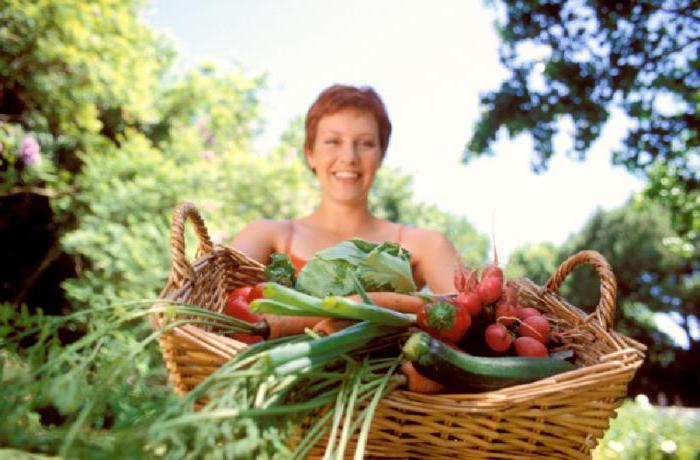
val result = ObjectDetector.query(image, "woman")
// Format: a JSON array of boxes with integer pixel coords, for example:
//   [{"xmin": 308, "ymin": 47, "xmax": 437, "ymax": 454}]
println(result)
[{"xmin": 231, "ymin": 84, "xmax": 459, "ymax": 294}]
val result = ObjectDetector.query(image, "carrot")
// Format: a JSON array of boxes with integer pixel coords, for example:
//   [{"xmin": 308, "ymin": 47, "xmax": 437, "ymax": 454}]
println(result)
[
  {"xmin": 312, "ymin": 318, "xmax": 357, "ymax": 336},
  {"xmin": 344, "ymin": 292, "xmax": 425, "ymax": 314},
  {"xmin": 263, "ymin": 314, "xmax": 327, "ymax": 339},
  {"xmin": 400, "ymin": 361, "xmax": 445, "ymax": 394}
]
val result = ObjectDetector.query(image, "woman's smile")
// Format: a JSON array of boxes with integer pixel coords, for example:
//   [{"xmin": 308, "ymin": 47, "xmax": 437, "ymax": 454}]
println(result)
[{"xmin": 306, "ymin": 109, "xmax": 383, "ymax": 205}]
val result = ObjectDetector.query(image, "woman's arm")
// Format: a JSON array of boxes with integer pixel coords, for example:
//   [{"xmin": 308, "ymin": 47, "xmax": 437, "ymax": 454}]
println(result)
[
  {"xmin": 408, "ymin": 228, "xmax": 460, "ymax": 294},
  {"xmin": 229, "ymin": 219, "xmax": 282, "ymax": 265}
]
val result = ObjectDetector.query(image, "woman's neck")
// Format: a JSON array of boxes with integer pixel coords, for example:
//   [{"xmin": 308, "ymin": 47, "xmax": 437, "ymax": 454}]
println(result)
[{"xmin": 308, "ymin": 199, "xmax": 379, "ymax": 240}]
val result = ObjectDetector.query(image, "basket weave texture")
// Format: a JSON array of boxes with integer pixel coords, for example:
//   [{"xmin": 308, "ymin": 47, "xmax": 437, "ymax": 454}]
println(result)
[{"xmin": 151, "ymin": 202, "xmax": 646, "ymax": 459}]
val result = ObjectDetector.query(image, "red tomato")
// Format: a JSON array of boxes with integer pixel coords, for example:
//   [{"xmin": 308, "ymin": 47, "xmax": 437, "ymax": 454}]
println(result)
[
  {"xmin": 229, "ymin": 285, "xmax": 252, "ymax": 301},
  {"xmin": 232, "ymin": 333, "xmax": 264, "ymax": 345},
  {"xmin": 416, "ymin": 304, "xmax": 438, "ymax": 335},
  {"xmin": 224, "ymin": 295, "xmax": 263, "ymax": 323},
  {"xmin": 247, "ymin": 282, "xmax": 266, "ymax": 302},
  {"xmin": 418, "ymin": 302, "xmax": 471, "ymax": 343}
]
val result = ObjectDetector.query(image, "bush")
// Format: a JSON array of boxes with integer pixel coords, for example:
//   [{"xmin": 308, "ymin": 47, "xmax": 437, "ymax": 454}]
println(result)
[{"xmin": 594, "ymin": 396, "xmax": 700, "ymax": 460}]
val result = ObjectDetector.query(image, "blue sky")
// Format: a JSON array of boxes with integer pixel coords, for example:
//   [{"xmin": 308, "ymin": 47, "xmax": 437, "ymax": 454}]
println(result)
[{"xmin": 144, "ymin": 0, "xmax": 644, "ymax": 260}]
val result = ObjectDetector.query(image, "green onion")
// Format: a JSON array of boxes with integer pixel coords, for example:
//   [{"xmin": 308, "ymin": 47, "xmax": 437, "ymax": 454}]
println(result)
[
  {"xmin": 273, "ymin": 350, "xmax": 343, "ymax": 376},
  {"xmin": 249, "ymin": 299, "xmax": 332, "ymax": 317},
  {"xmin": 320, "ymin": 296, "xmax": 413, "ymax": 327},
  {"xmin": 263, "ymin": 283, "xmax": 327, "ymax": 312},
  {"xmin": 264, "ymin": 321, "xmax": 398, "ymax": 368}
]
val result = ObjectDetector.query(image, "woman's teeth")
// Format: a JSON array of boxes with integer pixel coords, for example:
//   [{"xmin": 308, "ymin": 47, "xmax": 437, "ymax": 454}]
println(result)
[{"xmin": 334, "ymin": 172, "xmax": 359, "ymax": 179}]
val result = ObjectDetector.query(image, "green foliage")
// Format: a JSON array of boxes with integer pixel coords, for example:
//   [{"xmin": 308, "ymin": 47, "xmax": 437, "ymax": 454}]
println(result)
[
  {"xmin": 507, "ymin": 200, "xmax": 700, "ymax": 403},
  {"xmin": 594, "ymin": 397, "xmax": 700, "ymax": 460},
  {"xmin": 557, "ymin": 201, "xmax": 690, "ymax": 331},
  {"xmin": 480, "ymin": 0, "xmax": 699, "ymax": 404},
  {"xmin": 53, "ymin": 52, "xmax": 322, "ymax": 306},
  {"xmin": 504, "ymin": 241, "xmax": 558, "ymax": 285},
  {"xmin": 0, "ymin": 0, "xmax": 171, "ymax": 182},
  {"xmin": 0, "ymin": 0, "xmax": 489, "ymax": 455},
  {"xmin": 469, "ymin": 0, "xmax": 699, "ymax": 249}
]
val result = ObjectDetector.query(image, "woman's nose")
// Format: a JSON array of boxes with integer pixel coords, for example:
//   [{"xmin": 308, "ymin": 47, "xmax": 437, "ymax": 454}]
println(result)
[{"xmin": 338, "ymin": 142, "xmax": 359, "ymax": 163}]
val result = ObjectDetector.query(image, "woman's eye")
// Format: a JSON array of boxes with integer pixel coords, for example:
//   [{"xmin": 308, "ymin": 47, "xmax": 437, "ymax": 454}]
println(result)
[{"xmin": 326, "ymin": 139, "xmax": 339, "ymax": 145}]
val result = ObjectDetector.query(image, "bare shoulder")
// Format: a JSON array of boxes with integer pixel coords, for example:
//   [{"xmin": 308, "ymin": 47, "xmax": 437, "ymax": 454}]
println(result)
[
  {"xmin": 229, "ymin": 219, "xmax": 290, "ymax": 264},
  {"xmin": 401, "ymin": 225, "xmax": 459, "ymax": 294},
  {"xmin": 240, "ymin": 218, "xmax": 288, "ymax": 235},
  {"xmin": 401, "ymin": 226, "xmax": 453, "ymax": 254}
]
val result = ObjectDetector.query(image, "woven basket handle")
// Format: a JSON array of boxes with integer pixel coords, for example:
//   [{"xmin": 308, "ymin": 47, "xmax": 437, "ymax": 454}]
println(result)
[
  {"xmin": 168, "ymin": 201, "xmax": 214, "ymax": 287},
  {"xmin": 544, "ymin": 250, "xmax": 617, "ymax": 331}
]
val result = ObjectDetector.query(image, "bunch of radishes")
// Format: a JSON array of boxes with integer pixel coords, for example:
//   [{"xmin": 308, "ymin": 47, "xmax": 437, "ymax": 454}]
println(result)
[{"xmin": 454, "ymin": 247, "xmax": 553, "ymax": 358}]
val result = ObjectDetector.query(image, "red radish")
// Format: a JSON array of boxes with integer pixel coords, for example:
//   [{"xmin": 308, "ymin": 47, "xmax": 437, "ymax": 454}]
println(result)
[
  {"xmin": 467, "ymin": 269, "xmax": 480, "ymax": 292},
  {"xmin": 514, "ymin": 303, "xmax": 524, "ymax": 318},
  {"xmin": 519, "ymin": 315, "xmax": 551, "ymax": 344},
  {"xmin": 477, "ymin": 235, "xmax": 503, "ymax": 303},
  {"xmin": 502, "ymin": 280, "xmax": 518, "ymax": 305},
  {"xmin": 456, "ymin": 290, "xmax": 482, "ymax": 316},
  {"xmin": 495, "ymin": 301, "xmax": 519, "ymax": 326},
  {"xmin": 514, "ymin": 336, "xmax": 549, "ymax": 357},
  {"xmin": 454, "ymin": 264, "xmax": 480, "ymax": 294},
  {"xmin": 476, "ymin": 276, "xmax": 503, "ymax": 304},
  {"xmin": 518, "ymin": 307, "xmax": 541, "ymax": 320},
  {"xmin": 484, "ymin": 323, "xmax": 512, "ymax": 352},
  {"xmin": 453, "ymin": 263, "xmax": 470, "ymax": 292}
]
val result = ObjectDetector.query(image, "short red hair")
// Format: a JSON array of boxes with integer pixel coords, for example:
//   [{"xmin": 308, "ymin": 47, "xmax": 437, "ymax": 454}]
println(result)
[{"xmin": 304, "ymin": 84, "xmax": 392, "ymax": 157}]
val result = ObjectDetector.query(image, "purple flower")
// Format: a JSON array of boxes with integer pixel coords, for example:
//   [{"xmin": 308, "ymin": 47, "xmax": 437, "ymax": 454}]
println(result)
[
  {"xmin": 17, "ymin": 135, "xmax": 42, "ymax": 166},
  {"xmin": 200, "ymin": 149, "xmax": 215, "ymax": 160}
]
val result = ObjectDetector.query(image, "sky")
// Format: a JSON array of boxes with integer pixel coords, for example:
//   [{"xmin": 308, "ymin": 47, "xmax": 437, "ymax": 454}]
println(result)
[{"xmin": 144, "ymin": 0, "xmax": 645, "ymax": 261}]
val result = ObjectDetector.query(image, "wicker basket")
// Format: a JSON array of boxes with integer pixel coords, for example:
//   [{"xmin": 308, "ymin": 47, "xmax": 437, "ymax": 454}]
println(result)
[{"xmin": 151, "ymin": 202, "xmax": 646, "ymax": 459}]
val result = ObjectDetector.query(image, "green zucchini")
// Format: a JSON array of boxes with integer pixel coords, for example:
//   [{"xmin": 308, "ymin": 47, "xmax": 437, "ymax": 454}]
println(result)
[{"xmin": 402, "ymin": 332, "xmax": 576, "ymax": 392}]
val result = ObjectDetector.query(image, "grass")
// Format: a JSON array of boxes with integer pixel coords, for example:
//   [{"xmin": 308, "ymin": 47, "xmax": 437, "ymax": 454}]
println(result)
[{"xmin": 593, "ymin": 396, "xmax": 700, "ymax": 460}]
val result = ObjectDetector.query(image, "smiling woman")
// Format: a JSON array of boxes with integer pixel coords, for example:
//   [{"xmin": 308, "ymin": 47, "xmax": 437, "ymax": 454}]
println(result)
[{"xmin": 231, "ymin": 84, "xmax": 459, "ymax": 293}]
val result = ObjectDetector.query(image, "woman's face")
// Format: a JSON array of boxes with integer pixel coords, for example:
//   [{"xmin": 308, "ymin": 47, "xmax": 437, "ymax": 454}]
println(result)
[{"xmin": 306, "ymin": 109, "xmax": 383, "ymax": 206}]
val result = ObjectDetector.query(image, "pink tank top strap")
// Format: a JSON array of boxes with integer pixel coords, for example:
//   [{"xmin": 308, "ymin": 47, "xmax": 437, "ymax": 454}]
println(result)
[{"xmin": 396, "ymin": 223, "xmax": 405, "ymax": 246}]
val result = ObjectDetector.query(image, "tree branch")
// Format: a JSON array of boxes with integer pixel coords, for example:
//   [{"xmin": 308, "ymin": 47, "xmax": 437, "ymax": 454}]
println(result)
[{"xmin": 11, "ymin": 237, "xmax": 63, "ymax": 309}]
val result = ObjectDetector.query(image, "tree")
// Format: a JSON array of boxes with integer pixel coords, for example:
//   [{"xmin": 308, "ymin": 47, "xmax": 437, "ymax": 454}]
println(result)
[
  {"xmin": 1, "ymin": 0, "xmax": 488, "ymax": 313},
  {"xmin": 507, "ymin": 200, "xmax": 700, "ymax": 404},
  {"xmin": 504, "ymin": 241, "xmax": 558, "ymax": 285},
  {"xmin": 0, "ymin": 0, "xmax": 173, "ymax": 312},
  {"xmin": 468, "ymin": 0, "xmax": 699, "ymax": 250}
]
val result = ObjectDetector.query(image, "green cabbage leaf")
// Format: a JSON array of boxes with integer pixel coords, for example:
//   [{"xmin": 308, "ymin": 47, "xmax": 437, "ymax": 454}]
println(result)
[{"xmin": 295, "ymin": 238, "xmax": 416, "ymax": 297}]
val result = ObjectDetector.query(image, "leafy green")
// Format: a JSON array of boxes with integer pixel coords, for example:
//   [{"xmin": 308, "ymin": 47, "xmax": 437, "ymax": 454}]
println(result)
[
  {"xmin": 295, "ymin": 238, "xmax": 416, "ymax": 298},
  {"xmin": 264, "ymin": 253, "xmax": 297, "ymax": 287},
  {"xmin": 357, "ymin": 242, "xmax": 416, "ymax": 293}
]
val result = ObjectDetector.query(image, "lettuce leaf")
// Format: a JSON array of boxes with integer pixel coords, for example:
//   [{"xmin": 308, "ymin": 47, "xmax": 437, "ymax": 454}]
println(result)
[
  {"xmin": 264, "ymin": 253, "xmax": 297, "ymax": 287},
  {"xmin": 295, "ymin": 238, "xmax": 416, "ymax": 297}
]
